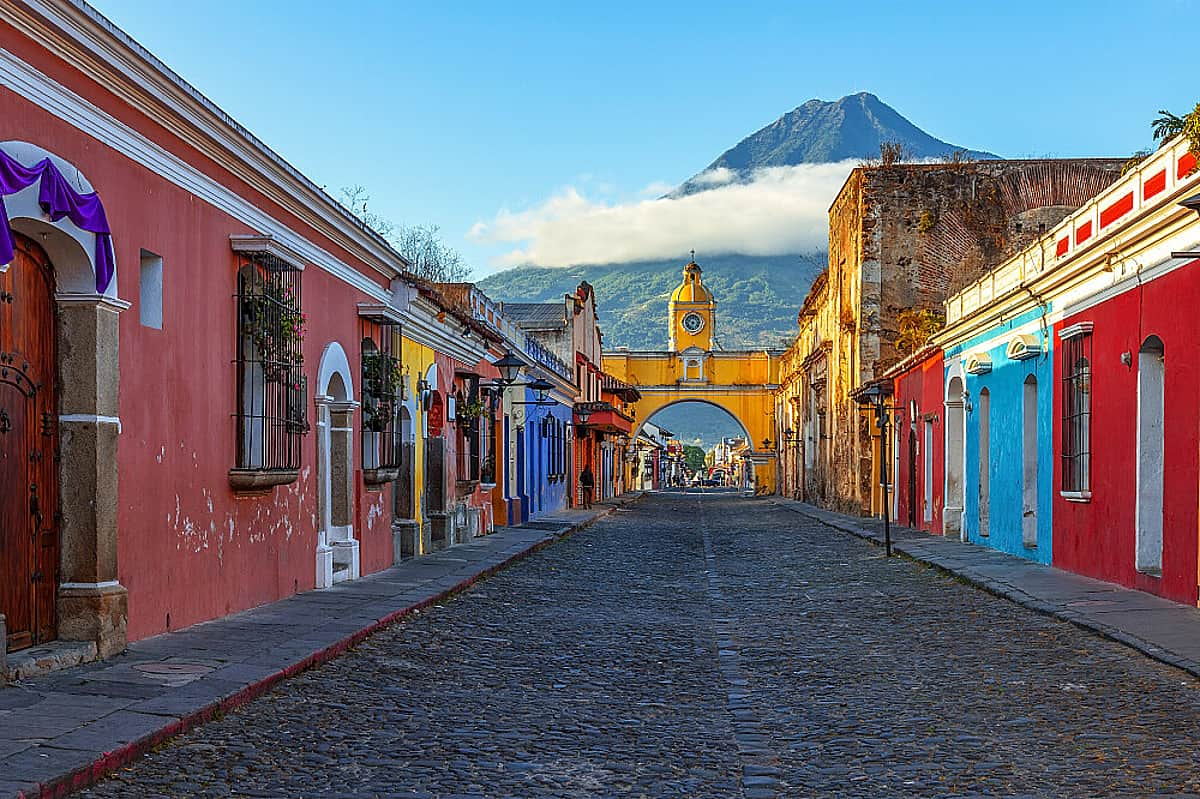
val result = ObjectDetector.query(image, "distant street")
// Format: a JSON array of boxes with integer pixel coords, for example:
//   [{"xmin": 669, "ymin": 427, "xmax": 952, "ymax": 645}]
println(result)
[{"xmin": 80, "ymin": 494, "xmax": 1200, "ymax": 798}]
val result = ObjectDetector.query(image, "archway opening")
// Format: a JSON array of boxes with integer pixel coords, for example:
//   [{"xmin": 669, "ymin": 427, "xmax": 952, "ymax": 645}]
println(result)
[
  {"xmin": 1022, "ymin": 374, "xmax": 1039, "ymax": 548},
  {"xmin": 978, "ymin": 387, "xmax": 991, "ymax": 538},
  {"xmin": 315, "ymin": 345, "xmax": 358, "ymax": 587},
  {"xmin": 1137, "ymin": 335, "xmax": 1165, "ymax": 575},
  {"xmin": 944, "ymin": 376, "xmax": 965, "ymax": 538},
  {"xmin": 641, "ymin": 401, "xmax": 752, "ymax": 489}
]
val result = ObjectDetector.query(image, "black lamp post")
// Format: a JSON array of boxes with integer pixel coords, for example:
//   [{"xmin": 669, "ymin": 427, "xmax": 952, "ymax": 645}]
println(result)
[
  {"xmin": 855, "ymin": 383, "xmax": 899, "ymax": 557},
  {"xmin": 491, "ymin": 351, "xmax": 526, "ymax": 386},
  {"xmin": 526, "ymin": 376, "xmax": 554, "ymax": 403}
]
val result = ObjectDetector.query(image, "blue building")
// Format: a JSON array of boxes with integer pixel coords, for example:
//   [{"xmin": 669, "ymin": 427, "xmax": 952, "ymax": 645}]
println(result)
[{"xmin": 940, "ymin": 306, "xmax": 1054, "ymax": 563}]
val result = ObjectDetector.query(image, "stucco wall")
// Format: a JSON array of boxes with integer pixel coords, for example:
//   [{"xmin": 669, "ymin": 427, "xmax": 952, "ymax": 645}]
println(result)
[
  {"xmin": 949, "ymin": 309, "xmax": 1055, "ymax": 563},
  {"xmin": 892, "ymin": 352, "xmax": 944, "ymax": 534},
  {"xmin": 0, "ymin": 25, "xmax": 408, "ymax": 642},
  {"xmin": 1052, "ymin": 264, "xmax": 1200, "ymax": 604},
  {"xmin": 791, "ymin": 159, "xmax": 1125, "ymax": 517}
]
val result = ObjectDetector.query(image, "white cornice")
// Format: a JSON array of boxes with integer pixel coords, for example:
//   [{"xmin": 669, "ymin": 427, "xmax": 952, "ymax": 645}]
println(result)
[
  {"xmin": 356, "ymin": 303, "xmax": 404, "ymax": 324},
  {"xmin": 937, "ymin": 203, "xmax": 1200, "ymax": 348},
  {"xmin": 2, "ymin": 1, "xmax": 413, "ymax": 280},
  {"xmin": 1058, "ymin": 322, "xmax": 1093, "ymax": 341},
  {"xmin": 0, "ymin": 46, "xmax": 395, "ymax": 303},
  {"xmin": 397, "ymin": 301, "xmax": 487, "ymax": 365},
  {"xmin": 230, "ymin": 235, "xmax": 308, "ymax": 270}
]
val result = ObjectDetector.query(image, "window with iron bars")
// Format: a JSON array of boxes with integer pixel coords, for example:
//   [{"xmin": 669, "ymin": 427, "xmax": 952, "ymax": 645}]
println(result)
[
  {"xmin": 454, "ymin": 379, "xmax": 483, "ymax": 482},
  {"xmin": 481, "ymin": 391, "xmax": 497, "ymax": 485},
  {"xmin": 361, "ymin": 320, "xmax": 403, "ymax": 471},
  {"xmin": 1061, "ymin": 330, "xmax": 1092, "ymax": 493},
  {"xmin": 235, "ymin": 254, "xmax": 307, "ymax": 472}
]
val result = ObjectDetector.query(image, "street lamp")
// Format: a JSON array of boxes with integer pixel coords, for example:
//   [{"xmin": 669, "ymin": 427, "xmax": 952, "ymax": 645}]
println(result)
[
  {"xmin": 575, "ymin": 406, "xmax": 593, "ymax": 425},
  {"xmin": 526, "ymin": 376, "xmax": 554, "ymax": 403},
  {"xmin": 491, "ymin": 351, "xmax": 526, "ymax": 386},
  {"xmin": 854, "ymin": 382, "xmax": 900, "ymax": 557}
]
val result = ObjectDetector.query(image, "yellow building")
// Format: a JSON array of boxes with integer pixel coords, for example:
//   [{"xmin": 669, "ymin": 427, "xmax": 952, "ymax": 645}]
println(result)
[{"xmin": 602, "ymin": 258, "xmax": 782, "ymax": 493}]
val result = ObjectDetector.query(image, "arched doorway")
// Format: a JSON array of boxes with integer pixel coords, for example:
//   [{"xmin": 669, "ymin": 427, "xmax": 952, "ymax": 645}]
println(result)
[
  {"xmin": 640, "ymin": 400, "xmax": 754, "ymax": 489},
  {"xmin": 315, "ymin": 343, "xmax": 358, "ymax": 588},
  {"xmin": 978, "ymin": 387, "xmax": 991, "ymax": 538},
  {"xmin": 393, "ymin": 405, "xmax": 417, "ymax": 559},
  {"xmin": 1022, "ymin": 374, "xmax": 1039, "ymax": 548},
  {"xmin": 944, "ymin": 375, "xmax": 965, "ymax": 539},
  {"xmin": 1136, "ymin": 335, "xmax": 1165, "ymax": 575},
  {"xmin": 1, "ymin": 234, "xmax": 59, "ymax": 651},
  {"xmin": 2, "ymin": 142, "xmax": 129, "ymax": 658},
  {"xmin": 424, "ymin": 380, "xmax": 448, "ymax": 549}
]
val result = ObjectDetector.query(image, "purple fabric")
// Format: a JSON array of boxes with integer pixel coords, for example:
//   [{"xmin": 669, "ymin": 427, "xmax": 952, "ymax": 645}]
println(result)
[{"xmin": 0, "ymin": 147, "xmax": 115, "ymax": 293}]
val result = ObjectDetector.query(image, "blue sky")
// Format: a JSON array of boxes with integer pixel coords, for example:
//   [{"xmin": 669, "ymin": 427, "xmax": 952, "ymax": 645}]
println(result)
[{"xmin": 92, "ymin": 0, "xmax": 1198, "ymax": 275}]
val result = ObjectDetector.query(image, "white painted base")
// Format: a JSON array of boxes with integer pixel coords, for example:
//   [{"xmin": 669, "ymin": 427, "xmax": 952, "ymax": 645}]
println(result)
[
  {"xmin": 315, "ymin": 545, "xmax": 334, "ymax": 590},
  {"xmin": 331, "ymin": 539, "xmax": 360, "ymax": 582},
  {"xmin": 943, "ymin": 506, "xmax": 965, "ymax": 542}
]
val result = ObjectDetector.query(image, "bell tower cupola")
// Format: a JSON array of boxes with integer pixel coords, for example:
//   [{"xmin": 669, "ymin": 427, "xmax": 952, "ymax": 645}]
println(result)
[{"xmin": 668, "ymin": 251, "xmax": 716, "ymax": 352}]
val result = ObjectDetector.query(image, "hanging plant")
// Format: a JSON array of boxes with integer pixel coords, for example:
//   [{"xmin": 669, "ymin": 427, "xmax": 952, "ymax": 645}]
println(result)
[
  {"xmin": 362, "ymin": 398, "xmax": 392, "ymax": 432},
  {"xmin": 456, "ymin": 398, "xmax": 486, "ymax": 422},
  {"xmin": 362, "ymin": 350, "xmax": 403, "ymax": 432},
  {"xmin": 363, "ymin": 351, "xmax": 402, "ymax": 400},
  {"xmin": 244, "ymin": 280, "xmax": 306, "ymax": 383}
]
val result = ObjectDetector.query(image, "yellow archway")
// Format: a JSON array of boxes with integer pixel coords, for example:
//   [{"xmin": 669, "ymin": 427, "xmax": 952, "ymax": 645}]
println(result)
[{"xmin": 602, "ymin": 258, "xmax": 782, "ymax": 493}]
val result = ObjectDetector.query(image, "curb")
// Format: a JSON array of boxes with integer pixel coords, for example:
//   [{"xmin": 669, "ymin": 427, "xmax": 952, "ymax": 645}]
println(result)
[
  {"xmin": 772, "ymin": 500, "xmax": 1200, "ymax": 683},
  {"xmin": 24, "ymin": 498, "xmax": 636, "ymax": 799}
]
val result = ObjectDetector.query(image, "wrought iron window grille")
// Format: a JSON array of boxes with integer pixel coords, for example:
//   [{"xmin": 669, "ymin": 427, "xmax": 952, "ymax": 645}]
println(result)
[
  {"xmin": 234, "ymin": 254, "xmax": 307, "ymax": 473},
  {"xmin": 1061, "ymin": 331, "xmax": 1092, "ymax": 493},
  {"xmin": 361, "ymin": 319, "xmax": 403, "ymax": 472}
]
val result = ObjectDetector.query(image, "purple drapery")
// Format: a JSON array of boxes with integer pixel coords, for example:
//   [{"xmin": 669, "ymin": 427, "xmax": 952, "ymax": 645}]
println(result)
[{"xmin": 0, "ymin": 147, "xmax": 115, "ymax": 294}]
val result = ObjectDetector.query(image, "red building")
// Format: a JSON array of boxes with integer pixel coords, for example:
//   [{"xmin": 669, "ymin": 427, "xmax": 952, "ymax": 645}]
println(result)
[
  {"xmin": 0, "ymin": 3, "xmax": 506, "ymax": 663},
  {"xmin": 884, "ymin": 345, "xmax": 945, "ymax": 535},
  {"xmin": 937, "ymin": 134, "xmax": 1200, "ymax": 605},
  {"xmin": 1051, "ymin": 257, "xmax": 1200, "ymax": 605}
]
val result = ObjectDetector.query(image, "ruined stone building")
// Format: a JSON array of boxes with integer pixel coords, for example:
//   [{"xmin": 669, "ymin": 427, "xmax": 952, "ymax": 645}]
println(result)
[{"xmin": 776, "ymin": 158, "xmax": 1125, "ymax": 513}]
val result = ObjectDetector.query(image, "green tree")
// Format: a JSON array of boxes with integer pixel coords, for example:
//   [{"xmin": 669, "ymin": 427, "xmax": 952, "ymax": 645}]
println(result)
[
  {"xmin": 895, "ymin": 308, "xmax": 944, "ymax": 354},
  {"xmin": 683, "ymin": 445, "xmax": 707, "ymax": 472}
]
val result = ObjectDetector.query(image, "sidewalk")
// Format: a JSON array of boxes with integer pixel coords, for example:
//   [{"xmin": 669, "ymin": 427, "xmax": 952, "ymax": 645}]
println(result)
[
  {"xmin": 0, "ymin": 496, "xmax": 638, "ymax": 799},
  {"xmin": 775, "ymin": 498, "xmax": 1200, "ymax": 681}
]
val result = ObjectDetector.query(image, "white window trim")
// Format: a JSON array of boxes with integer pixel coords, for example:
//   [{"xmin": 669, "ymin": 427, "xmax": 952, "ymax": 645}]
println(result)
[{"xmin": 1059, "ymin": 322, "xmax": 1094, "ymax": 340}]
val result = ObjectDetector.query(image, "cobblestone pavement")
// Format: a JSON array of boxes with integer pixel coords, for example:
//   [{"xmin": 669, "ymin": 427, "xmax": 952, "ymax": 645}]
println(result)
[{"xmin": 78, "ymin": 493, "xmax": 1200, "ymax": 798}]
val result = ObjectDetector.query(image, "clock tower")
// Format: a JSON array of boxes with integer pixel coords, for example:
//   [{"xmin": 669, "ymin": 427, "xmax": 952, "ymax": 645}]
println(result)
[{"xmin": 668, "ymin": 254, "xmax": 716, "ymax": 352}]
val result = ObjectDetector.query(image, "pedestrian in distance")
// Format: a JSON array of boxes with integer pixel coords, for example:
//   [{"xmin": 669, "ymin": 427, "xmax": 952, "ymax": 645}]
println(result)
[{"xmin": 580, "ymin": 464, "xmax": 595, "ymax": 509}]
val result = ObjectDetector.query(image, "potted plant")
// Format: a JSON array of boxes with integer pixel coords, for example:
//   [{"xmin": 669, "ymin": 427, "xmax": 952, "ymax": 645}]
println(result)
[
  {"xmin": 362, "ymin": 351, "xmax": 403, "ymax": 431},
  {"xmin": 244, "ymin": 280, "xmax": 306, "ymax": 383},
  {"xmin": 456, "ymin": 397, "xmax": 485, "ymax": 423}
]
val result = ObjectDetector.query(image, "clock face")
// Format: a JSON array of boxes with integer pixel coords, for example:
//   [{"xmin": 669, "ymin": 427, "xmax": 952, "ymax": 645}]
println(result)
[{"xmin": 681, "ymin": 312, "xmax": 705, "ymax": 334}]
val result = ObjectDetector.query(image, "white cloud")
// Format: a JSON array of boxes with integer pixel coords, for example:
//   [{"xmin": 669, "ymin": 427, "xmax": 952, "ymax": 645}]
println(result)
[
  {"xmin": 469, "ymin": 160, "xmax": 857, "ymax": 268},
  {"xmin": 690, "ymin": 166, "xmax": 737, "ymax": 187}
]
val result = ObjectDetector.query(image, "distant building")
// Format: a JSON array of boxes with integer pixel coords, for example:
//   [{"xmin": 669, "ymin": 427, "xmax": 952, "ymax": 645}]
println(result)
[
  {"xmin": 603, "ymin": 259, "xmax": 782, "ymax": 493},
  {"xmin": 777, "ymin": 158, "xmax": 1126, "ymax": 514}
]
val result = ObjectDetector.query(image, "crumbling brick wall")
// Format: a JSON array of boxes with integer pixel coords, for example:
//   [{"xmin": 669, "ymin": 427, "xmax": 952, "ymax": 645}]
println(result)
[{"xmin": 796, "ymin": 158, "xmax": 1125, "ymax": 516}]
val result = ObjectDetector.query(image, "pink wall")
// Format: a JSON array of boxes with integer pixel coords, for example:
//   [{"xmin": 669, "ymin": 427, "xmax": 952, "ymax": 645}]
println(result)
[
  {"xmin": 2, "ymin": 26, "xmax": 398, "ymax": 640},
  {"xmin": 892, "ymin": 353, "xmax": 944, "ymax": 535},
  {"xmin": 1052, "ymin": 262, "xmax": 1200, "ymax": 605}
]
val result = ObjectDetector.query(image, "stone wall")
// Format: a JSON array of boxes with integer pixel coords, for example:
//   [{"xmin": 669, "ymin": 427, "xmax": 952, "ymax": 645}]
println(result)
[{"xmin": 789, "ymin": 158, "xmax": 1125, "ymax": 515}]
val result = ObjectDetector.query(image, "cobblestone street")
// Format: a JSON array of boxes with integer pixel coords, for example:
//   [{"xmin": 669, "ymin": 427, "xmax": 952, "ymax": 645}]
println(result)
[{"xmin": 78, "ymin": 493, "xmax": 1200, "ymax": 798}]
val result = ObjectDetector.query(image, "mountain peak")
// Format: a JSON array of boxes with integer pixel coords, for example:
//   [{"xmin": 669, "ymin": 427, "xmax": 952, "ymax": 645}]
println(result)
[{"xmin": 674, "ymin": 93, "xmax": 996, "ymax": 195}]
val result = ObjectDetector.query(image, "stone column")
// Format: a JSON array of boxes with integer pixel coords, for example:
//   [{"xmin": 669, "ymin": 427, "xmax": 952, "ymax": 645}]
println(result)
[{"xmin": 55, "ymin": 294, "xmax": 129, "ymax": 658}]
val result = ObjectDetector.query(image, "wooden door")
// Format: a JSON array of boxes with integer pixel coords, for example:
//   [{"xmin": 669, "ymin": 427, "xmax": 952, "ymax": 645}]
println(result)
[
  {"xmin": 0, "ymin": 234, "xmax": 58, "ymax": 652},
  {"xmin": 907, "ymin": 427, "xmax": 918, "ymax": 527}
]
